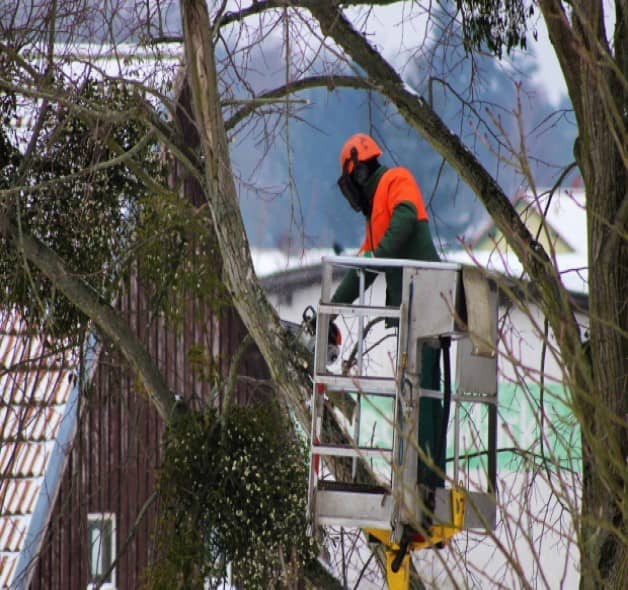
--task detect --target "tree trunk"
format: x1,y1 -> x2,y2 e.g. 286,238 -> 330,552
575,16 -> 627,590
179,0 -> 313,430
539,1 -> 627,587
578,82 -> 627,590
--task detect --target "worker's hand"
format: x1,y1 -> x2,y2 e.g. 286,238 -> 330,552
302,305 -> 317,335
328,321 -> 341,346
327,321 -> 341,364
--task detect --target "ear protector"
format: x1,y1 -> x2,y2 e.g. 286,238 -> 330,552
350,147 -> 370,186
337,147 -> 371,215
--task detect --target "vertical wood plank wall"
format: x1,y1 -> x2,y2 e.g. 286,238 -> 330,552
29,276 -> 270,590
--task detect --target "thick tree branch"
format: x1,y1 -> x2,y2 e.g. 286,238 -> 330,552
0,217 -> 179,423
216,0 -> 399,30
224,74 -> 372,131
180,0 -> 316,430
538,0 -> 582,94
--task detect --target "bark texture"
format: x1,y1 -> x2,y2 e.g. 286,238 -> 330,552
537,2 -> 627,588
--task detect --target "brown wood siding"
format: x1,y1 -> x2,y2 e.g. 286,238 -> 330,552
28,276 -> 270,590
27,75 -> 271,589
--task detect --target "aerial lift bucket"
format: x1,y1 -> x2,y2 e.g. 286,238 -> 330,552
306,257 -> 499,590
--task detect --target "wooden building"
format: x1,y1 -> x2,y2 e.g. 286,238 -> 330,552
1,76 -> 271,589
1,273 -> 269,590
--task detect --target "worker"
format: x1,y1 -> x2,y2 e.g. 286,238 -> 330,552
331,132 -> 445,489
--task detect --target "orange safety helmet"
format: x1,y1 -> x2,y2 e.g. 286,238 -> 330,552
339,133 -> 383,174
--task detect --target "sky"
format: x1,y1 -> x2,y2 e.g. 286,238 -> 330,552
354,0 -> 614,108
339,2 -> 570,105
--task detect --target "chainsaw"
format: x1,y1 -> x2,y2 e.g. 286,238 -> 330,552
282,305 -> 341,369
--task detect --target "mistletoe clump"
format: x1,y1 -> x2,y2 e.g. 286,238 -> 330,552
147,402 -> 317,589
456,0 -> 533,58
0,79 -> 165,338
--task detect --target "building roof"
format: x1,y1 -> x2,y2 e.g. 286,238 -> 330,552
252,248 -> 341,278
470,187 -> 587,256
456,188 -> 588,294
253,187 -> 589,297
0,312 -> 97,589
260,262 -> 346,295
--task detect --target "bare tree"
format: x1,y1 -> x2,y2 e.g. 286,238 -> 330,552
0,1 -> 625,588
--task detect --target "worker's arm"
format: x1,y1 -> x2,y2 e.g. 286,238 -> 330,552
372,202 -> 417,258
331,267 -> 377,304
331,203 -> 417,304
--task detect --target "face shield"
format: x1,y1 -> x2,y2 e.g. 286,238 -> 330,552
337,147 -> 371,216
337,173 -> 363,212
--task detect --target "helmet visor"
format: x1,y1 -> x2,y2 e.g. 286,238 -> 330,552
337,174 -> 362,212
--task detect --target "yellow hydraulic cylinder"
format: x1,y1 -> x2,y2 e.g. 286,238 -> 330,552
385,550 -> 410,590
366,487 -> 467,590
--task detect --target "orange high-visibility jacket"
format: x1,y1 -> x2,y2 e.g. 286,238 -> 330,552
360,167 -> 428,253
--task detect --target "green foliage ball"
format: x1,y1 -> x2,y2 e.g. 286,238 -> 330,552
148,402 -> 317,589
0,79 -> 165,338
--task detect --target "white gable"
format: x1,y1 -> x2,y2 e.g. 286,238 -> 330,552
460,187 -> 588,294
529,187 -> 587,256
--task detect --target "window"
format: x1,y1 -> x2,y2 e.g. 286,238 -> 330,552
87,513 -> 116,590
